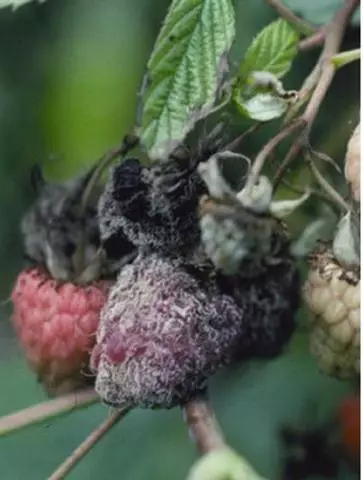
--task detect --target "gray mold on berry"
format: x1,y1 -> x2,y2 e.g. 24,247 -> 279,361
21,165 -> 134,282
93,141 -> 300,409
92,238 -> 298,408
222,228 -> 300,359
98,158 -> 206,255
91,253 -> 245,408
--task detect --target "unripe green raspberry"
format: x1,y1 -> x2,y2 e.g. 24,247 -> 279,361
186,448 -> 266,480
200,212 -> 248,275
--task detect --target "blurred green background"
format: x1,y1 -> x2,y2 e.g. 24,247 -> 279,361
0,0 -> 359,479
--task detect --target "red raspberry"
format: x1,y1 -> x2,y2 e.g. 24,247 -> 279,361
11,266 -> 111,396
339,395 -> 360,466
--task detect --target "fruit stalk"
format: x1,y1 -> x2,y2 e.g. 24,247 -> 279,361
0,388 -> 98,438
183,397 -> 226,454
48,408 -> 130,480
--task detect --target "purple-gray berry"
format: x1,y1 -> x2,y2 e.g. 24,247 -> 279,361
93,144 -> 300,409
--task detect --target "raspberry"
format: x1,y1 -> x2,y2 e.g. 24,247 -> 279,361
303,244 -> 360,379
21,165 -> 135,282
11,165 -> 135,395
344,123 -> 360,203
11,266 -> 111,395
91,253 -> 245,408
94,142 -> 299,409
98,157 -> 205,255
200,211 -> 248,275
339,395 -> 360,465
198,195 -> 277,277
91,246 -> 299,409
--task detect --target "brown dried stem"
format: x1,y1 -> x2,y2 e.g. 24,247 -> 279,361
183,397 -> 226,454
264,0 -> 317,35
0,388 -> 99,438
48,408 -> 130,480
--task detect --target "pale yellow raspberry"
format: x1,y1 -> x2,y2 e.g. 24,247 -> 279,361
303,245 -> 360,379
344,123 -> 360,202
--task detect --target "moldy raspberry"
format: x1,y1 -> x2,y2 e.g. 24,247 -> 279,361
98,157 -> 206,255
92,138 -> 300,410
91,253 -> 246,408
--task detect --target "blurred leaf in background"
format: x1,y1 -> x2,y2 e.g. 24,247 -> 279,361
42,0 -> 152,178
0,0 -> 46,10
283,0 -> 360,26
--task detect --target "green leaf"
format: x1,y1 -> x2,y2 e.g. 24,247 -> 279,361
0,0 -> 46,9
270,189 -> 310,218
236,93 -> 287,121
240,19 -> 299,80
283,0 -> 360,26
139,0 -> 236,161
232,71 -> 297,122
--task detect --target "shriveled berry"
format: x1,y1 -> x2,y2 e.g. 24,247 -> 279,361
200,212 -> 247,275
22,165 -> 134,283
98,158 -> 206,255
303,244 -> 360,379
198,195 -> 277,277
11,266 -> 111,396
94,141 -> 300,409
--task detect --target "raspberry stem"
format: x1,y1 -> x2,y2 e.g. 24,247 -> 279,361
73,132 -> 139,279
299,29 -> 326,51
183,397 -> 226,454
264,0 -> 317,36
224,123 -> 263,153
307,154 -> 350,212
332,48 -> 361,69
244,118 -> 306,196
80,132 -> 139,215
48,407 -> 130,480
0,388 -> 98,438
273,0 -> 359,187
